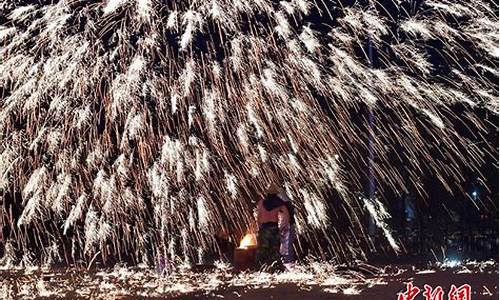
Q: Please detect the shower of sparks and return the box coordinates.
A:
[363,197,400,252]
[0,261,386,298]
[0,260,497,299]
[0,0,498,265]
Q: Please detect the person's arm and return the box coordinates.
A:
[256,200,263,225]
[279,205,290,227]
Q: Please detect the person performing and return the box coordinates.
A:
[255,185,289,269]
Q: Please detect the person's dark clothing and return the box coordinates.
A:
[256,222,280,267]
[283,201,295,224]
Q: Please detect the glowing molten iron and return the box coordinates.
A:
[239,233,257,249]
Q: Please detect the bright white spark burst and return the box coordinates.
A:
[0,260,386,298]
[0,0,497,265]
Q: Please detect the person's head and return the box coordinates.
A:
[262,192,284,211]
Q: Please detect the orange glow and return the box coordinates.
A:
[239,233,257,249]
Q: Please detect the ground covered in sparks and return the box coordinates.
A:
[0,260,497,299]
